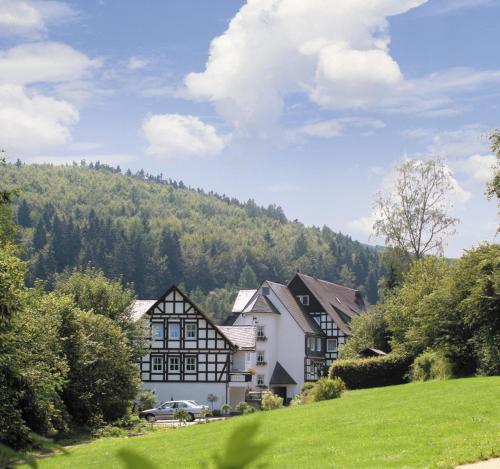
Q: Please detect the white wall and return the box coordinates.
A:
[233,284,306,398]
[143,382,227,408]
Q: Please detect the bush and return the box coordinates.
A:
[135,389,157,412]
[411,350,453,381]
[92,425,126,438]
[260,391,283,411]
[329,354,413,389]
[235,402,250,414]
[310,378,346,402]
[221,403,230,415]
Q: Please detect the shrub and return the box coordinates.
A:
[411,350,453,381]
[135,389,156,411]
[300,382,315,394]
[309,377,346,402]
[235,402,250,414]
[260,391,283,411]
[221,403,231,415]
[92,425,126,438]
[329,354,413,389]
[173,408,189,424]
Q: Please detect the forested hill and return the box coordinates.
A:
[1,162,382,320]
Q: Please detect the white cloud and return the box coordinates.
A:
[300,117,385,139]
[127,56,149,71]
[425,0,494,15]
[348,214,376,237]
[0,0,77,38]
[184,0,500,134]
[143,114,226,159]
[451,154,496,184]
[185,0,427,133]
[0,84,78,152]
[0,42,101,85]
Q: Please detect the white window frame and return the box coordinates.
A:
[297,295,310,306]
[327,338,338,353]
[185,323,197,339]
[152,323,163,341]
[316,338,322,352]
[168,356,180,372]
[257,374,265,386]
[168,322,180,340]
[185,356,197,372]
[256,350,265,364]
[257,325,265,338]
[152,356,163,372]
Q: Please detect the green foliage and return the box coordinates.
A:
[135,389,157,411]
[0,163,383,308]
[339,306,389,359]
[173,408,189,424]
[486,130,500,230]
[235,402,250,414]
[200,407,213,422]
[238,264,258,289]
[54,268,135,325]
[220,404,231,416]
[411,350,453,382]
[329,354,413,390]
[62,310,140,427]
[260,391,283,411]
[309,377,346,402]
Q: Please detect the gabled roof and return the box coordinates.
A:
[267,281,323,335]
[292,273,367,335]
[242,294,280,315]
[232,289,257,313]
[269,361,297,385]
[131,300,156,322]
[216,325,256,350]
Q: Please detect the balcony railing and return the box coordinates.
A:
[256,361,267,366]
[229,372,252,383]
[256,336,268,341]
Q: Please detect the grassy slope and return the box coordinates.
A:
[33,378,500,469]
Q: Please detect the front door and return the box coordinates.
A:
[272,386,287,403]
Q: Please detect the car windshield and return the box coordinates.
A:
[159,402,173,409]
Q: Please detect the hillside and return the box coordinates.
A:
[0,162,382,320]
[30,377,500,469]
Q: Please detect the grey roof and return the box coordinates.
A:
[242,294,280,315]
[269,361,297,385]
[267,281,323,335]
[293,273,367,335]
[232,290,257,313]
[131,300,156,322]
[216,326,256,350]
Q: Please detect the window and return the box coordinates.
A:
[256,350,265,364]
[327,339,338,353]
[257,374,265,386]
[262,286,270,296]
[185,356,197,372]
[185,323,197,339]
[316,338,322,352]
[257,325,265,339]
[168,356,180,372]
[152,323,163,340]
[152,356,163,372]
[297,295,309,306]
[168,323,180,340]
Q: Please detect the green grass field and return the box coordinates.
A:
[30,377,500,469]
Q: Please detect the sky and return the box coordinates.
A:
[0,0,499,257]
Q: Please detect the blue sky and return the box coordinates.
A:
[1,0,499,257]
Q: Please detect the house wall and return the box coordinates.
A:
[142,382,227,408]
[234,283,307,397]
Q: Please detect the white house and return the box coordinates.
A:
[133,273,367,408]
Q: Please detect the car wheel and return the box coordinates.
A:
[186,413,195,422]
[145,414,156,423]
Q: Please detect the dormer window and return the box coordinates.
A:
[297,295,309,306]
[262,287,270,296]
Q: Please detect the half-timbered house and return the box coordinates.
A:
[133,286,254,408]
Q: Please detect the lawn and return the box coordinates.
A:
[30,377,500,469]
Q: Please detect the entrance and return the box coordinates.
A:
[272,386,287,403]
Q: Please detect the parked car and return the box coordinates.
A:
[139,400,209,422]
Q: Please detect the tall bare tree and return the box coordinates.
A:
[373,157,459,259]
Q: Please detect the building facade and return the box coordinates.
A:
[133,273,367,408]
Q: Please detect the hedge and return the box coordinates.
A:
[328,354,413,389]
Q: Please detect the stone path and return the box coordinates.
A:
[456,458,500,468]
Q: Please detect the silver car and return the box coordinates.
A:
[139,400,209,422]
